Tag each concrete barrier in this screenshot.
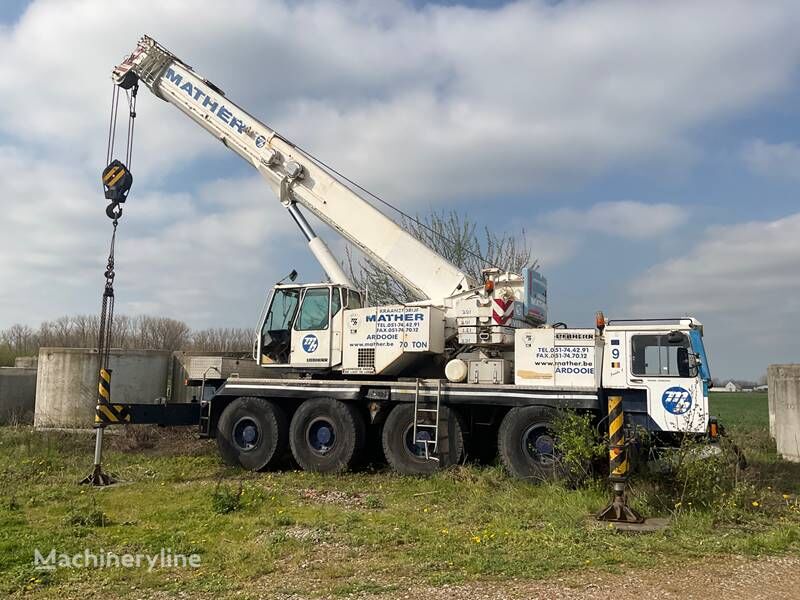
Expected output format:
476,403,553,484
0,367,37,424
14,356,39,369
768,364,800,462
34,348,170,429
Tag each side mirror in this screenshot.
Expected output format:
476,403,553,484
688,352,700,378
676,347,698,378
676,347,690,377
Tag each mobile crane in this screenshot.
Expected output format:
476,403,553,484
107,36,715,479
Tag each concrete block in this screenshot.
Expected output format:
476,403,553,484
768,364,800,462
14,356,38,369
0,367,37,424
34,348,170,429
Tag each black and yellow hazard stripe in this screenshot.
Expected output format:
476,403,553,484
98,368,111,403
102,164,127,187
94,403,131,425
94,368,131,426
607,395,628,479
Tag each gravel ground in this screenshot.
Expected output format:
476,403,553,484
395,555,800,600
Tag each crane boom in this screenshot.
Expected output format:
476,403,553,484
112,36,474,304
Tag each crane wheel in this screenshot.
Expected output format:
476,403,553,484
216,397,288,471
289,398,365,473
498,406,570,483
381,404,465,475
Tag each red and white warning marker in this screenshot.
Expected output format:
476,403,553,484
492,298,515,325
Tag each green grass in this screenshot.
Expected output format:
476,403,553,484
1,398,799,598
710,391,770,430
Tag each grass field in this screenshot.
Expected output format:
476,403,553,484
710,391,770,430
1,392,798,598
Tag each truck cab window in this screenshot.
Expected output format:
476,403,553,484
631,333,691,377
263,288,300,334
296,288,330,331
331,288,342,316
346,290,363,310
261,288,300,363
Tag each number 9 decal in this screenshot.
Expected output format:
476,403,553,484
611,348,620,360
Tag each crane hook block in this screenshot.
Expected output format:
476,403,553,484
102,159,133,203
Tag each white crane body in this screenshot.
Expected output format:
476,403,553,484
107,37,717,479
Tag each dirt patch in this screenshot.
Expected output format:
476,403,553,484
299,488,366,507
107,425,213,455
392,555,800,600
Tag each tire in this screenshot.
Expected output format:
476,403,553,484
216,397,288,471
289,398,365,473
382,404,465,475
498,406,569,482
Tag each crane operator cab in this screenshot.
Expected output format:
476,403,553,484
256,283,363,370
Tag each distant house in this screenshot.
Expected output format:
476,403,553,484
755,384,768,391
709,381,743,393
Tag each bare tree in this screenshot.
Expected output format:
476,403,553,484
190,328,253,353
346,210,534,305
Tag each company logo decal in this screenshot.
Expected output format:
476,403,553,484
662,386,692,415
301,334,319,353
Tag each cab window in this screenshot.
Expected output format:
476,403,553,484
262,288,300,333
631,333,691,377
345,290,363,310
331,288,342,316
295,288,330,331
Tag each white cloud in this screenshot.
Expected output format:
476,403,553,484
629,213,800,378
522,200,686,269
742,139,800,180
0,145,306,327
541,201,688,240
0,1,798,199
1,0,800,330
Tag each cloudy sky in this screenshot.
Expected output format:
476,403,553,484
1,0,799,379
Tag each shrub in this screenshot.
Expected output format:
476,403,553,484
551,410,607,484
211,480,243,514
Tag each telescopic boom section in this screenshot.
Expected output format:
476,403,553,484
112,36,474,304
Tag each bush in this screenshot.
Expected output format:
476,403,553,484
64,503,110,527
551,410,606,484
211,480,243,514
636,435,755,521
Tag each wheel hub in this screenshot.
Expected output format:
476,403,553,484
523,425,558,465
308,418,336,455
404,425,431,458
232,417,260,452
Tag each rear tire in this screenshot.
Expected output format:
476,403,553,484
498,406,568,482
382,404,465,475
216,397,288,471
289,398,365,473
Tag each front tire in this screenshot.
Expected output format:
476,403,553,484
498,406,568,482
382,404,465,475
289,398,365,473
216,397,288,471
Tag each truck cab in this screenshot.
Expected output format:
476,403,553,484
602,318,711,434
256,283,363,370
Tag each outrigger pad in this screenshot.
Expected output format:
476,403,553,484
596,492,644,524
79,464,117,487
